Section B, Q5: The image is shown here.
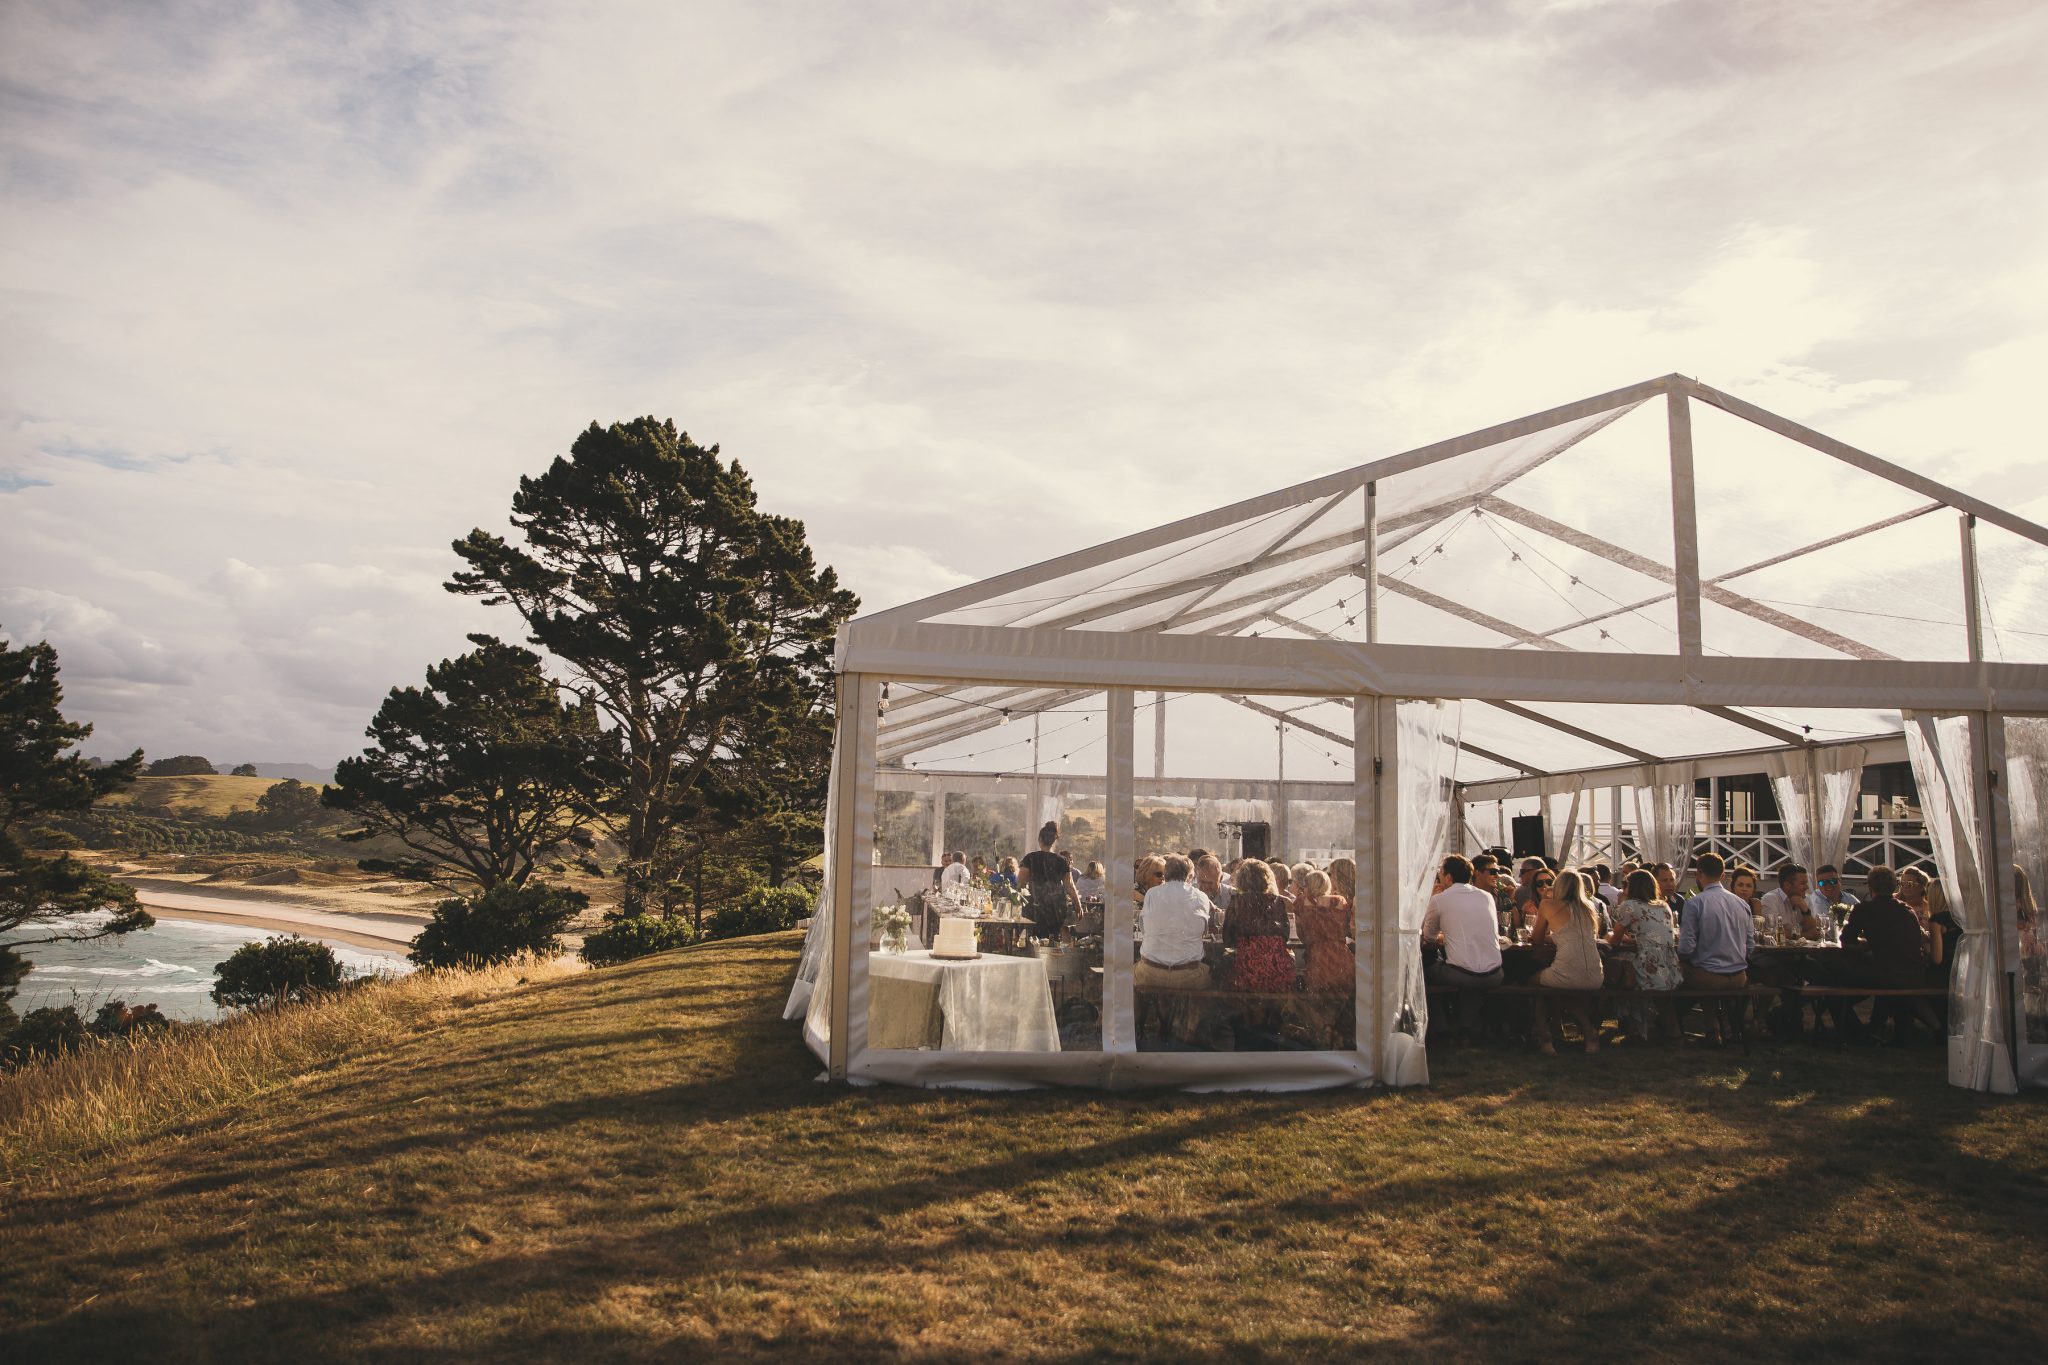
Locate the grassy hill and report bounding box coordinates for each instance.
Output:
[98,774,297,817]
[3,935,2045,1360]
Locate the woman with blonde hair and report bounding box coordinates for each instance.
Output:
[1327,857,1357,910]
[1269,860,1295,903]
[1223,859,1295,993]
[1296,868,1353,994]
[1529,867,1605,1054]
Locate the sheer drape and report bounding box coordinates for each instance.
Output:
[788,740,840,1023]
[1388,699,1460,1087]
[2000,716,2048,1088]
[1632,763,1697,870]
[1904,713,2016,1093]
[1767,745,1867,873]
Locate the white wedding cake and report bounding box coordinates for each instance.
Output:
[931,917,979,959]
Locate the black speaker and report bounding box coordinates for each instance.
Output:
[1240,821,1270,861]
[1511,814,1548,859]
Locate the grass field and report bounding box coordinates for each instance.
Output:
[2,933,2044,1361]
[98,774,287,817]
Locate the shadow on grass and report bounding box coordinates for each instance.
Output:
[6,932,2046,1363]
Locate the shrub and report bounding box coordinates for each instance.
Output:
[4,1006,89,1065]
[90,1001,172,1039]
[409,882,587,968]
[580,914,698,967]
[212,936,346,1008]
[144,755,216,776]
[706,884,812,941]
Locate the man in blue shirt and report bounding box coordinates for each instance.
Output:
[1679,851,1755,990]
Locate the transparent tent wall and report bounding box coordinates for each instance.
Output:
[1130,692,1359,1056]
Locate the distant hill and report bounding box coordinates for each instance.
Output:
[99,774,281,816]
[215,762,337,785]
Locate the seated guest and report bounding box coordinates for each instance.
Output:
[1760,863,1822,942]
[939,850,971,890]
[1529,868,1605,1054]
[1841,865,1927,987]
[1422,854,1503,1044]
[1270,860,1295,904]
[992,856,1020,889]
[972,855,991,881]
[1814,865,1857,916]
[1593,864,1622,907]
[1223,860,1295,992]
[1471,854,1507,932]
[1073,860,1106,902]
[1133,854,1167,913]
[1327,857,1356,912]
[1679,852,1755,1042]
[1195,854,1231,928]
[1137,855,1214,991]
[1730,865,1762,920]
[1608,867,1680,1041]
[1297,869,1353,993]
[1651,861,1688,920]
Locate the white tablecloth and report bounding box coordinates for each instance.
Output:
[867,949,1061,1052]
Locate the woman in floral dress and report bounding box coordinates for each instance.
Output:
[1224,860,1296,993]
[1608,867,1680,1041]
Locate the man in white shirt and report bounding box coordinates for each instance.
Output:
[1759,863,1823,942]
[1137,855,1213,986]
[1422,854,1504,1043]
[938,851,971,891]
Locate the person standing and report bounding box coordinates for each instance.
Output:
[1423,854,1504,1045]
[1020,821,1080,943]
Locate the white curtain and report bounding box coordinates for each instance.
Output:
[1999,716,2048,1088]
[1388,699,1460,1087]
[1903,713,2015,1093]
[1632,763,1697,870]
[1767,744,1867,873]
[787,738,841,1023]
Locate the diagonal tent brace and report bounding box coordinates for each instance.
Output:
[1532,502,1947,642]
[1478,497,1895,660]
[1221,693,1540,777]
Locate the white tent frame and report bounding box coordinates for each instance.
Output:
[804,375,2048,1093]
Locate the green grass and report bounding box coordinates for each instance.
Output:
[2,932,2044,1361]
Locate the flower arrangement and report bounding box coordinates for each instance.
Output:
[874,904,913,954]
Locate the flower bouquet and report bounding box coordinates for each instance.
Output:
[874,904,913,955]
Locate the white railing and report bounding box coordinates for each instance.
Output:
[1558,818,1932,886]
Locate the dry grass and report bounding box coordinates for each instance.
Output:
[1,932,2044,1361]
[99,774,283,817]
[0,956,580,1181]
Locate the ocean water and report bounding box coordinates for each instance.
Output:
[4,915,412,1022]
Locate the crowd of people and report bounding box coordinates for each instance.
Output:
[931,819,2010,1053]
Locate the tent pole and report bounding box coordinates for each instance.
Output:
[1275,719,1288,864]
[1666,388,1703,660]
[1105,689,1137,1059]
[1364,480,1379,644]
[1154,691,1167,780]
[1961,513,1984,665]
[929,783,946,869]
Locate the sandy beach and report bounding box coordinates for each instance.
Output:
[124,879,427,955]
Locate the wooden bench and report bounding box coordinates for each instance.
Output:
[1132,987,1353,1050]
[1791,984,1945,1044]
[1428,983,1779,1052]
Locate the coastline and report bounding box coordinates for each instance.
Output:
[125,880,426,956]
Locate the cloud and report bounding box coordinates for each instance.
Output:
[2,0,2046,759]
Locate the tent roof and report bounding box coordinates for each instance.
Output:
[855,375,2048,785]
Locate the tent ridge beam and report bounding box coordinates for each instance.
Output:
[864,379,1671,628]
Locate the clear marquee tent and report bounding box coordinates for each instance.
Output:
[788,374,2048,1094]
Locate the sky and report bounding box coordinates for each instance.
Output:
[3,0,2046,768]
